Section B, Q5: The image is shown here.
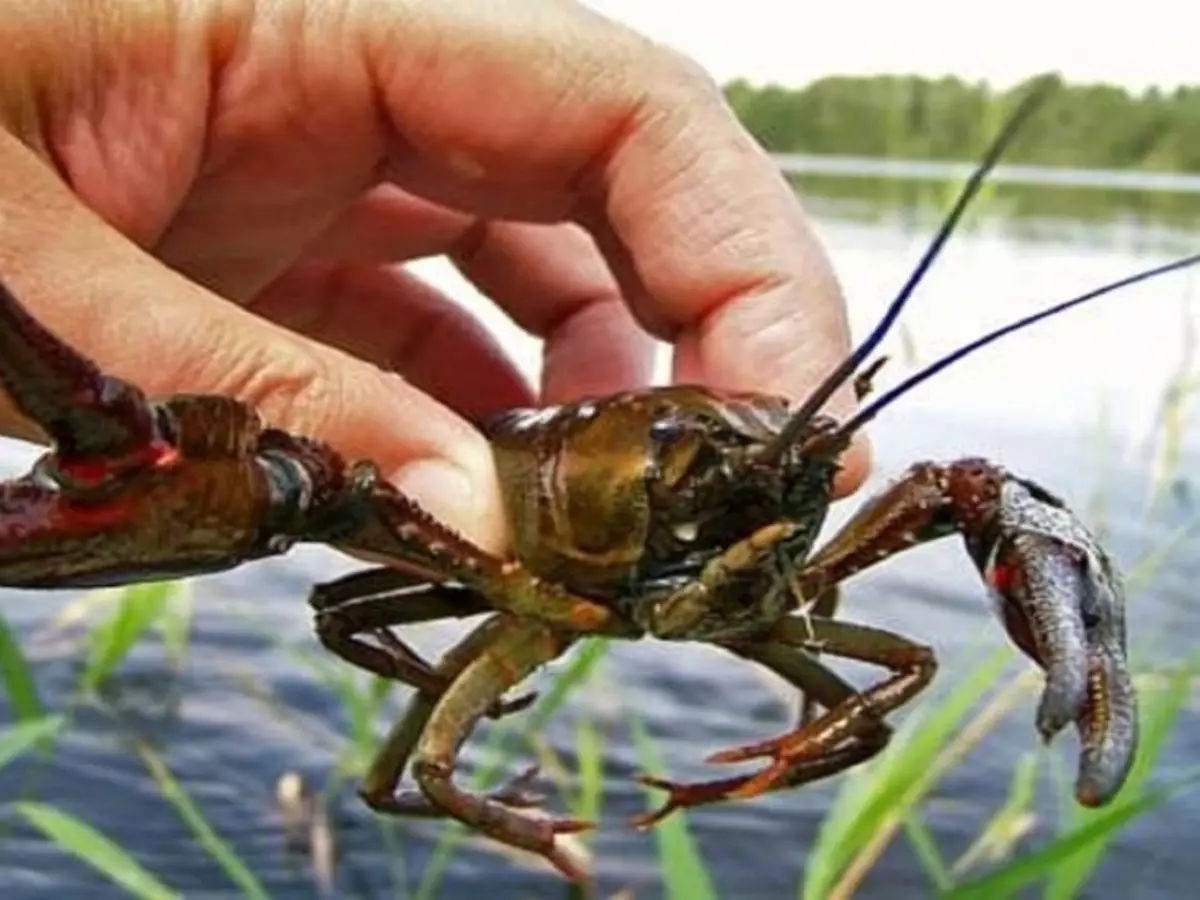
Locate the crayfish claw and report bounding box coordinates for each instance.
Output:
[972,474,1137,803]
[631,761,812,826]
[1075,644,1138,807]
[548,817,595,836]
[631,774,689,829]
[526,814,596,882]
[0,280,161,462]
[1000,532,1093,742]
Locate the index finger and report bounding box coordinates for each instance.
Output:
[359,0,869,488]
[589,78,872,493]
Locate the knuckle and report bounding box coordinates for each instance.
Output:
[643,41,722,101]
[208,339,341,441]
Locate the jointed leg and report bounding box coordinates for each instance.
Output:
[796,583,841,726]
[336,484,638,636]
[390,617,591,879]
[311,568,534,718]
[357,615,546,819]
[634,613,933,824]
[634,625,892,826]
[710,616,933,795]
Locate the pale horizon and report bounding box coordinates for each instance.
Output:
[587,1,1196,93]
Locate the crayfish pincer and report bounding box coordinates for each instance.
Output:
[0,79,1190,880]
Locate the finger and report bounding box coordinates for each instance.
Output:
[0,132,509,552]
[307,190,658,401]
[579,101,872,496]
[247,259,534,423]
[303,186,476,264]
[355,3,868,492]
[448,221,657,401]
[357,1,848,388]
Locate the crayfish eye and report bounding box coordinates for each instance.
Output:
[649,419,687,445]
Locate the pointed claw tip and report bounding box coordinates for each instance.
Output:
[1075,773,1120,809]
[1074,742,1135,810]
[1035,659,1090,743]
[1035,715,1066,746]
[630,810,669,831]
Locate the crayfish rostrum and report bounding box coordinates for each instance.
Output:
[0,83,1195,880]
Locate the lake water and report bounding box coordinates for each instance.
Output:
[1,170,1199,899]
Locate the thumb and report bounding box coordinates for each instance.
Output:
[0,134,509,554]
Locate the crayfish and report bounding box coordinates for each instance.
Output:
[0,82,1195,880]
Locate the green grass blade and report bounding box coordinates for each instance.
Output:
[0,716,66,769]
[903,810,953,892]
[943,767,1200,900]
[287,645,389,771]
[950,751,1038,880]
[133,740,269,900]
[0,613,45,721]
[84,582,176,688]
[574,713,605,824]
[1043,660,1196,899]
[628,712,718,900]
[803,646,1014,899]
[157,583,194,671]
[522,638,611,736]
[16,802,180,900]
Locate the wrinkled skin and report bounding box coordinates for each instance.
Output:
[0,85,1167,881]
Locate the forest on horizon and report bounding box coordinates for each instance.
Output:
[724,73,1200,173]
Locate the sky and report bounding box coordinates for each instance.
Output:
[586,1,1195,92]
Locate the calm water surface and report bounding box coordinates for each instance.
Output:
[1,178,1198,899]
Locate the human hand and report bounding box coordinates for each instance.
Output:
[0,0,868,553]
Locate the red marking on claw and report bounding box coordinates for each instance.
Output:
[57,439,180,488]
[989,559,1021,596]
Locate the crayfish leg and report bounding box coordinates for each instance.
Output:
[632,615,914,822]
[359,617,590,879]
[310,571,535,719]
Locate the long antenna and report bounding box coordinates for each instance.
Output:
[761,75,1056,463]
[821,251,1200,442]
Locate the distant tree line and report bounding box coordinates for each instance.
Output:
[724,73,1200,172]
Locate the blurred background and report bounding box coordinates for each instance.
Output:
[1,3,1198,899]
